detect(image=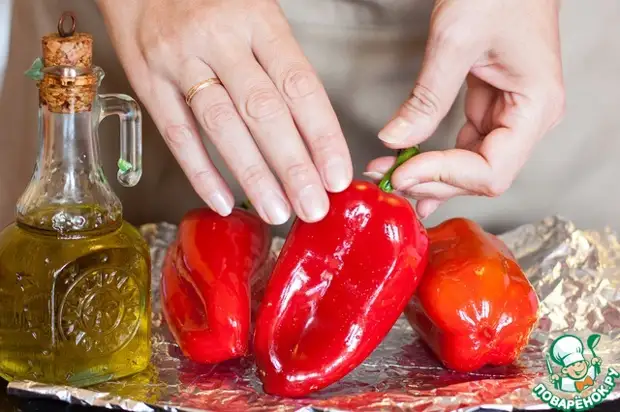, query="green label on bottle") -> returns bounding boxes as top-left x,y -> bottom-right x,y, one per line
25,58 -> 44,81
